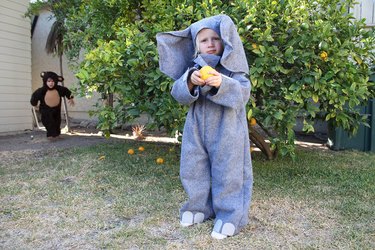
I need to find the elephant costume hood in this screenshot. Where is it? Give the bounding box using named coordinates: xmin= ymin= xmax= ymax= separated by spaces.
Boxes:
xmin=156 ymin=14 xmax=249 ymax=80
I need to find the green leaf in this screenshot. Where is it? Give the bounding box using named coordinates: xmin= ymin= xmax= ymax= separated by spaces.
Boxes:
xmin=312 ymin=94 xmax=319 ymax=103
xmin=247 ymin=109 xmax=253 ymax=120
xmin=273 ymin=110 xmax=283 ymax=120
xmin=285 ymin=46 xmax=293 ymax=56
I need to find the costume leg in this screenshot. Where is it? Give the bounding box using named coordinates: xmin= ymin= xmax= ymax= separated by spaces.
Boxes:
xmin=210 ymin=136 xmax=253 ymax=237
xmin=41 ymin=108 xmax=54 ymax=137
xmin=179 ymin=129 xmax=214 ymax=225
xmin=52 ymin=108 xmax=61 ymax=137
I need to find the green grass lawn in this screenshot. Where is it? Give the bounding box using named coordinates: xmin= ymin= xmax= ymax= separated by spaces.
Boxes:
xmin=1 ymin=140 xmax=374 ymax=249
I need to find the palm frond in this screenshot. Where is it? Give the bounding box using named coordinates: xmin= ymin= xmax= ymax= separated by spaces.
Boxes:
xmin=45 ymin=20 xmax=64 ymax=56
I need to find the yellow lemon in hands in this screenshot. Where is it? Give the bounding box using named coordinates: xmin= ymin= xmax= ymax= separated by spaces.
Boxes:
xmin=200 ymin=65 xmax=215 ymax=80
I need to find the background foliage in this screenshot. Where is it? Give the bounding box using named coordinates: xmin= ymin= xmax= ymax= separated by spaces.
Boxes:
xmin=28 ymin=0 xmax=375 ymax=158
xmin=234 ymin=0 xmax=375 ymax=158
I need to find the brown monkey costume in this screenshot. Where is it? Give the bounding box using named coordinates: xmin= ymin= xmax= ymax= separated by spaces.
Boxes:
xmin=30 ymin=71 xmax=74 ymax=138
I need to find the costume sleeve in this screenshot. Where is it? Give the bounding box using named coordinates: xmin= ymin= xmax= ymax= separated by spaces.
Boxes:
xmin=170 ymin=68 xmax=199 ymax=105
xmin=30 ymin=88 xmax=42 ymax=106
xmin=58 ymin=86 xmax=74 ymax=99
xmin=207 ymin=72 xmax=251 ymax=110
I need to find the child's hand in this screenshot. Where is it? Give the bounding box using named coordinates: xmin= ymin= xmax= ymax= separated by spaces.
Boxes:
xmin=188 ymin=70 xmax=206 ymax=91
xmin=204 ymin=69 xmax=222 ymax=88
xmin=68 ymin=98 xmax=75 ymax=107
xmin=190 ymin=70 xmax=206 ymax=86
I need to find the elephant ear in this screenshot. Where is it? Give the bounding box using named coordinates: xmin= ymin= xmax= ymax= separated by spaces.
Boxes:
xmin=156 ymin=28 xmax=195 ymax=80
xmin=219 ymin=14 xmax=249 ymax=74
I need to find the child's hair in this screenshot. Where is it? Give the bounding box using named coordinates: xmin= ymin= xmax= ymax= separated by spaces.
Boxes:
xmin=193 ymin=40 xmax=200 ymax=58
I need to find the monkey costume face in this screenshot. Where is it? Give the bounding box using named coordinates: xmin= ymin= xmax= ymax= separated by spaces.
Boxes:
xmin=41 ymin=71 xmax=64 ymax=90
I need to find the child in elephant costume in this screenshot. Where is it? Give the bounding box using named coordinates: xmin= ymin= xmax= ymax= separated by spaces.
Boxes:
xmin=156 ymin=14 xmax=253 ymax=239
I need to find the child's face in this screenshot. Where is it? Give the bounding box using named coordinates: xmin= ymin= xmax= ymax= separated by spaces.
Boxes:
xmin=46 ymin=78 xmax=56 ymax=88
xmin=196 ymin=28 xmax=223 ymax=56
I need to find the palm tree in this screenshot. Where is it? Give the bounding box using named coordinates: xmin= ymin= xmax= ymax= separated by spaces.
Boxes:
xmin=45 ymin=18 xmax=71 ymax=131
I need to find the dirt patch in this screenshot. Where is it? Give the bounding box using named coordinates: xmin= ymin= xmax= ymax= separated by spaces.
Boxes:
xmin=0 ymin=130 xmax=108 ymax=153
xmin=0 ymin=125 xmax=327 ymax=155
xmin=0 ymin=126 xmax=179 ymax=154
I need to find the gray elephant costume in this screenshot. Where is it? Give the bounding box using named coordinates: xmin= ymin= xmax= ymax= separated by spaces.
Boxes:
xmin=156 ymin=14 xmax=253 ymax=238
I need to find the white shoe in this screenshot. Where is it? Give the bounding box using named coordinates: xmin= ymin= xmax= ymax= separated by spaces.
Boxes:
xmin=180 ymin=211 xmax=193 ymax=227
xmin=180 ymin=211 xmax=204 ymax=227
xmin=211 ymin=231 xmax=227 ymax=239
xmin=211 ymin=220 xmax=235 ymax=239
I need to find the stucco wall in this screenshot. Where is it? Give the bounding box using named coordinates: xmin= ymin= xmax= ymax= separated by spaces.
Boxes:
xmin=0 ymin=0 xmax=32 ymax=133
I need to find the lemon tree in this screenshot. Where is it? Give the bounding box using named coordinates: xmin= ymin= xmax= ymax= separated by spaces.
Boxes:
xmin=228 ymin=0 xmax=375 ymax=159
xmin=31 ymin=0 xmax=374 ymax=159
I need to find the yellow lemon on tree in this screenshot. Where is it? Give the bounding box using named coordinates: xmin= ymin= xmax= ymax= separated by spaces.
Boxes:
xmin=320 ymin=51 xmax=328 ymax=61
xmin=156 ymin=157 xmax=164 ymax=164
xmin=200 ymin=65 xmax=215 ymax=80
xmin=138 ymin=146 xmax=145 ymax=152
xmin=128 ymin=149 xmax=135 ymax=155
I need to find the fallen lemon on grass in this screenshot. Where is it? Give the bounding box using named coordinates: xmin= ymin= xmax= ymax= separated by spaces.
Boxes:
xmin=156 ymin=157 xmax=164 ymax=164
xmin=250 ymin=118 xmax=257 ymax=126
xmin=138 ymin=146 xmax=145 ymax=152
xmin=127 ymin=149 xmax=135 ymax=155
xmin=98 ymin=155 xmax=106 ymax=160
xmin=200 ymin=65 xmax=215 ymax=80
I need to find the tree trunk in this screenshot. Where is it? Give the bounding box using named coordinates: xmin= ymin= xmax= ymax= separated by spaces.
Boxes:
xmin=59 ymin=55 xmax=70 ymax=132
xmin=248 ymin=122 xmax=277 ymax=160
